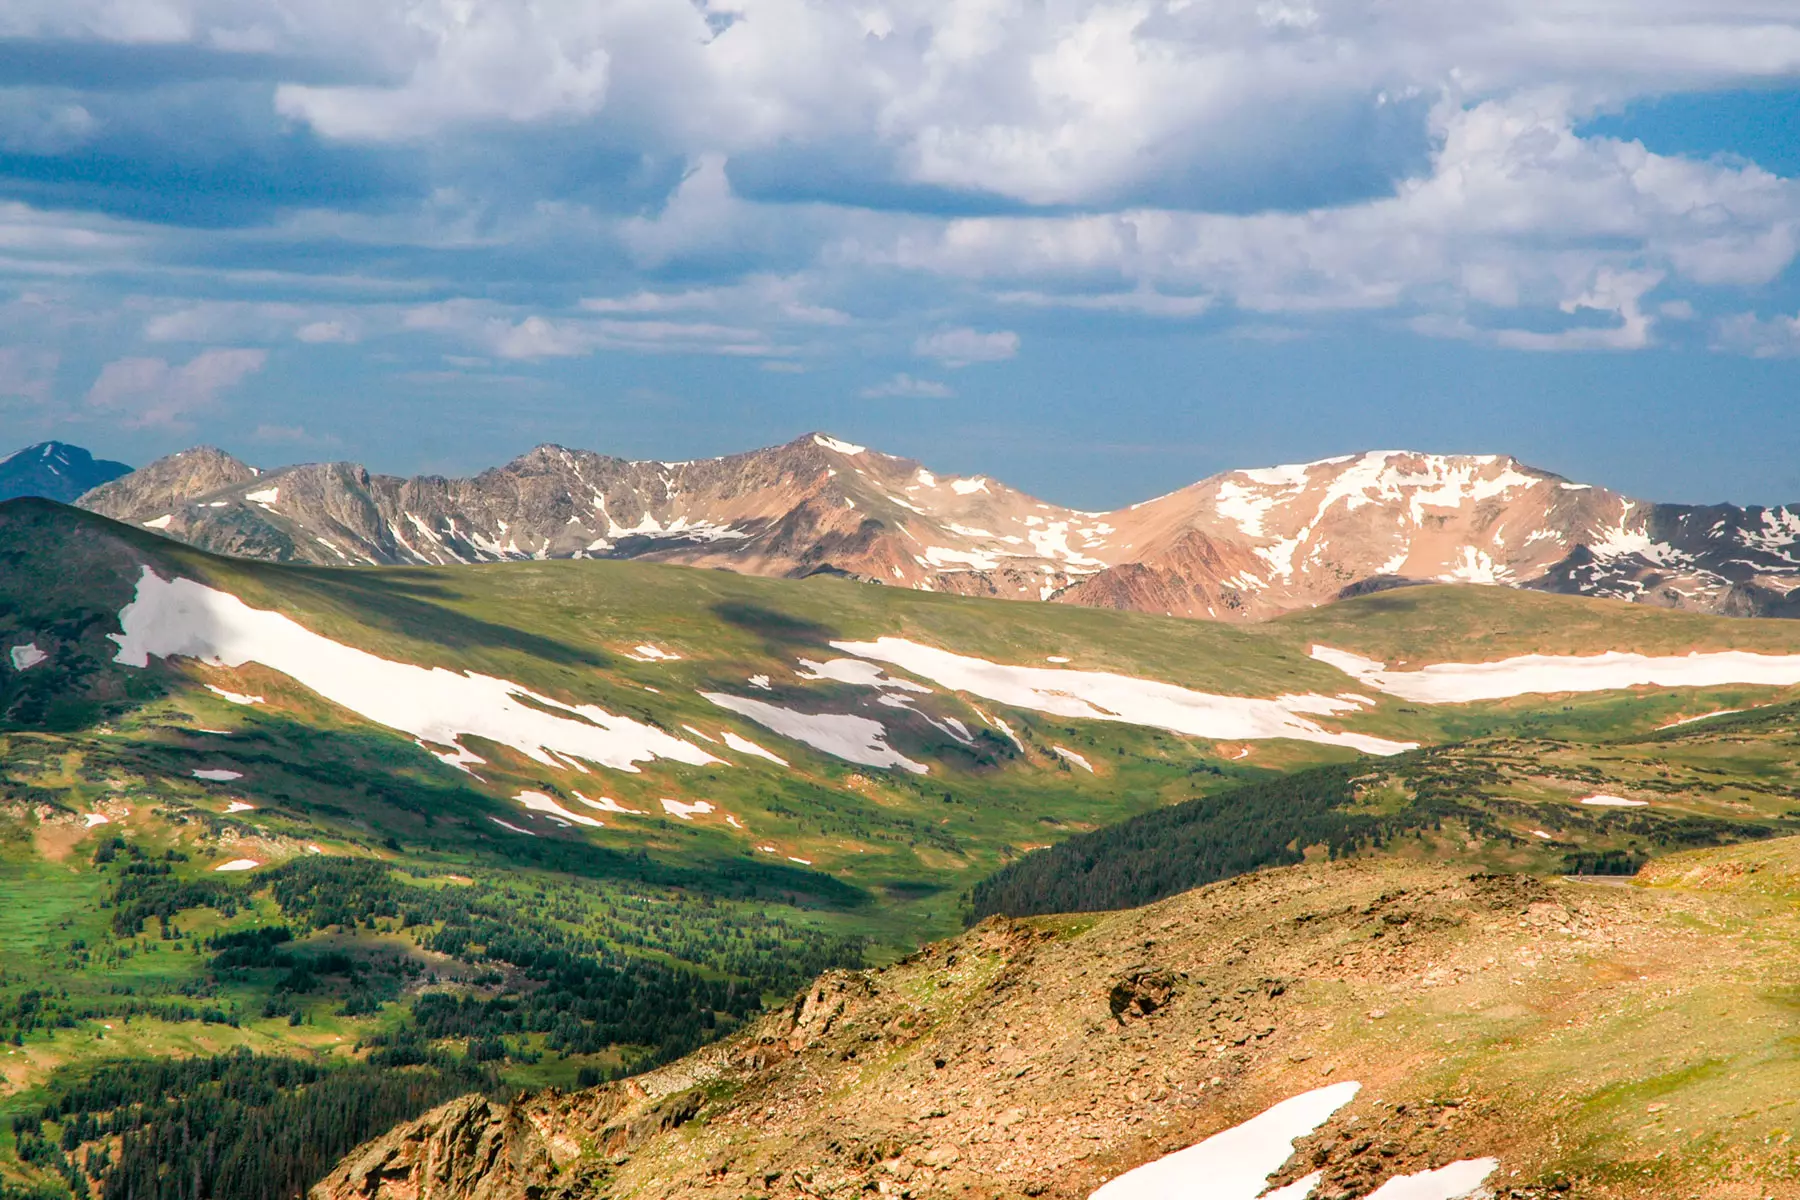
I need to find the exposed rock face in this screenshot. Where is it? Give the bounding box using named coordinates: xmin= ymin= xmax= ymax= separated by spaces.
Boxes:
xmin=79 ymin=446 xmax=259 ymax=525
xmin=74 ymin=434 xmax=1112 ymax=603
xmin=312 ymin=842 xmax=1800 ymax=1200
xmin=0 ymin=442 xmax=131 ymax=503
xmin=79 ymin=438 xmax=1800 ymax=621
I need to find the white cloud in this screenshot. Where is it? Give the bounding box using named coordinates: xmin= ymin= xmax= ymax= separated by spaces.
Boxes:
xmin=0 ymin=347 xmax=57 ymax=407
xmin=296 ymin=320 xmax=357 ymax=344
xmin=914 ymin=326 xmax=1019 ymax=366
xmin=996 ymin=289 xmax=1214 ymax=317
xmin=580 ymin=275 xmax=851 ymax=325
xmin=0 ymin=93 xmax=97 ymax=155
xmin=0 ymin=0 xmax=1797 ymax=365
xmin=402 ymin=298 xmax=785 ymax=360
xmin=854 ymin=93 xmax=1800 ymax=349
xmin=860 ymin=372 xmax=953 ymax=398
xmin=1714 ymin=311 xmax=1800 ymax=358
xmin=84 ymin=348 xmax=267 ymax=428
xmin=273 ymin=1 xmax=611 ymax=141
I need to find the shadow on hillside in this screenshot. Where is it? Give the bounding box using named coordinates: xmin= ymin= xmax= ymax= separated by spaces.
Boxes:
xmin=711 ymin=600 xmax=840 ymax=654
xmin=262 ymin=567 xmax=611 ymax=670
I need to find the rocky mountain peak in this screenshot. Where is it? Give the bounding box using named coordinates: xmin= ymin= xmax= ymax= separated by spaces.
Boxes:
xmin=67 ymin=436 xmax=1800 ymax=621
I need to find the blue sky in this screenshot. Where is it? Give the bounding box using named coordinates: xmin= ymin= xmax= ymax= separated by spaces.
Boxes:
xmin=0 ymin=1 xmax=1797 ymax=510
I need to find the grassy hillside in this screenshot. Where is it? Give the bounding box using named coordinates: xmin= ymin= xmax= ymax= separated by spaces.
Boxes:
xmin=315 ymin=835 xmax=1800 ymax=1200
xmin=4 ymin=498 xmax=1800 ymax=1198
xmin=972 ymin=703 xmax=1800 ymax=918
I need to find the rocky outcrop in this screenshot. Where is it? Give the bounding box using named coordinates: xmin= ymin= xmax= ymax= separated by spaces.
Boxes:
xmin=313 ymin=842 xmax=1800 ymax=1200
xmin=79 ymin=445 xmax=258 ymax=523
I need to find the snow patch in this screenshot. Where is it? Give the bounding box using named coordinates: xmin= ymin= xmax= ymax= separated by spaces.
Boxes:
xmin=82 ymin=813 xmax=109 ymax=828
xmin=973 ymin=706 xmax=1024 ymax=751
xmin=112 ymin=569 xmax=720 ymax=774
xmin=1052 ymin=745 xmax=1094 ymax=772
xmin=1046 ymin=655 xmax=1070 ymax=664
xmin=704 ymin=692 xmax=928 ymax=773
xmin=1363 ymin=1158 xmax=1498 ymax=1200
xmin=814 ymin=434 xmax=866 ymax=455
xmin=225 ymin=801 xmax=256 ymax=814
xmin=834 ymin=639 xmax=1415 ymax=756
xmin=245 ymin=487 xmax=279 ymax=506
xmin=1312 ymin=644 xmax=1800 ymax=704
xmin=797 ymin=657 xmax=930 ymax=692
xmin=748 ymin=674 xmax=773 ymax=690
xmin=192 ymin=769 xmax=243 ymax=782
xmin=923 ymin=545 xmax=1004 ymax=570
xmin=142 ymin=514 xmax=173 ymax=530
xmin=950 ymin=477 xmax=990 ymax=495
xmin=9 ymin=643 xmax=47 ymax=670
xmin=214 ymin=859 xmax=260 ymax=872
xmin=110 ymin=575 xmax=716 ymax=780
xmin=205 ymin=684 xmax=264 ymax=705
xmin=627 ymin=644 xmax=682 ymax=662
xmin=661 ymin=798 xmax=716 ymax=820
xmin=574 ymin=793 xmax=644 ymax=814
xmin=1438 ymin=546 xmax=1507 ymax=585
xmin=517 ymin=790 xmax=604 ymax=827
xmin=488 ymin=817 xmax=536 ymax=836
xmin=723 ymin=730 xmax=789 ymax=766
xmin=1580 ymin=794 xmax=1649 ymax=808
xmin=1089 ymin=1082 xmax=1360 ymax=1200
xmin=1657 ymin=709 xmax=1744 ymax=729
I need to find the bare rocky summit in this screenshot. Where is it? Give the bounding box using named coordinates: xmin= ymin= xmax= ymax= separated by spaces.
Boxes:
xmin=78 ymin=436 xmax=1800 ymax=621
xmin=313 ymin=840 xmax=1800 ymax=1200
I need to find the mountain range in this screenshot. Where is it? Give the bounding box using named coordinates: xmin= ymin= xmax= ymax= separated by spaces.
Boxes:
xmin=68 ymin=434 xmax=1800 ymax=621
xmin=5 ymin=492 xmax=1800 ymax=1200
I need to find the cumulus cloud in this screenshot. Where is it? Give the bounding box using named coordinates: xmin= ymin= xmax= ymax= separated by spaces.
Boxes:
xmin=860 ymin=373 xmax=953 ymax=398
xmin=84 ymin=348 xmax=267 ymax=428
xmin=273 ymin=1 xmax=611 ymax=140
xmin=856 ymin=93 xmax=1800 ymax=347
xmin=914 ymin=327 xmax=1019 ymax=366
xmin=0 ymin=0 xmax=1797 ymax=373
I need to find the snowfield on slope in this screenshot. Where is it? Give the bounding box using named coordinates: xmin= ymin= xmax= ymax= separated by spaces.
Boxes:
xmin=1311 ymin=644 xmax=1800 ymax=703
xmin=109 ymin=569 xmax=721 ymax=774
xmin=1089 ymin=1081 xmax=1359 ymax=1200
xmin=703 ymin=692 xmax=928 ymax=773
xmin=831 ymin=639 xmax=1416 ymax=756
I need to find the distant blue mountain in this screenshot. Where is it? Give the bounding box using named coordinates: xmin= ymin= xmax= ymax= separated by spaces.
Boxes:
xmin=0 ymin=442 xmax=132 ymax=503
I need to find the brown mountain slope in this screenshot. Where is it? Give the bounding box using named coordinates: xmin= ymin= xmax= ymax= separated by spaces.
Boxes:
xmin=74 ymin=434 xmax=1113 ymax=600
xmin=79 ymin=438 xmax=1800 ymax=621
xmin=315 ymin=838 xmax=1800 ymax=1200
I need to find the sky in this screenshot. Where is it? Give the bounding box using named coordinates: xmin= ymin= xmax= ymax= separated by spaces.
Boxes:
xmin=0 ymin=0 xmax=1798 ymax=511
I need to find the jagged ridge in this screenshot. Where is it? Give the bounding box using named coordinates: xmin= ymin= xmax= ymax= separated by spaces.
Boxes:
xmin=73 ymin=438 xmax=1800 ymax=621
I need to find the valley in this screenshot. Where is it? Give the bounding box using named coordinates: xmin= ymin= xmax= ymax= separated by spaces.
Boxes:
xmin=2 ymin=495 xmax=1800 ymax=1199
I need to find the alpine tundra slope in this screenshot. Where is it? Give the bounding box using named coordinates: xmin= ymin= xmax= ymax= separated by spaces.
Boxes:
xmin=4 ymin=496 xmax=1800 ymax=1200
